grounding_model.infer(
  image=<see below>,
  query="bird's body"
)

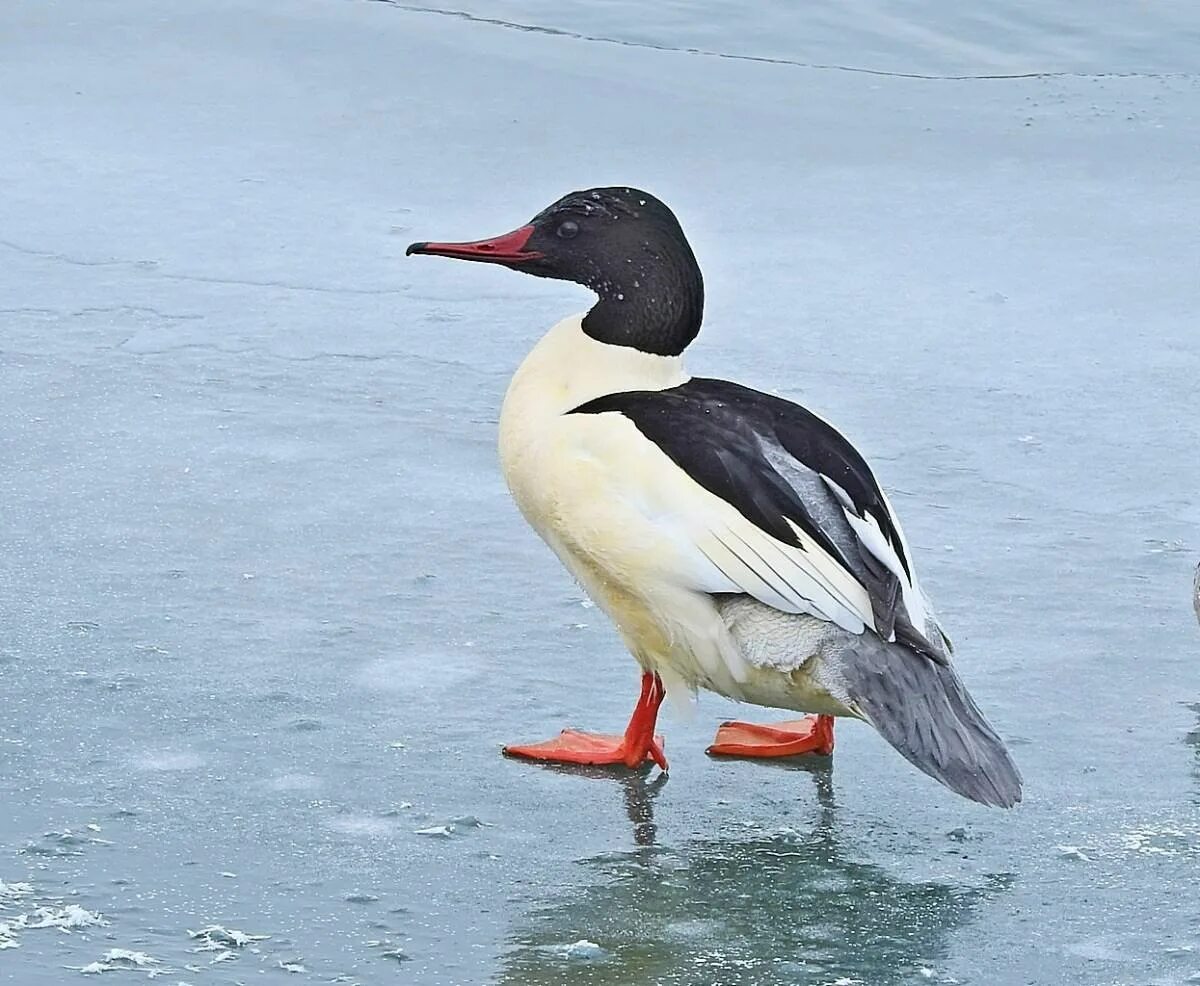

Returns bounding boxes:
[497,312,1017,805]
[409,186,1022,807]
[500,313,850,713]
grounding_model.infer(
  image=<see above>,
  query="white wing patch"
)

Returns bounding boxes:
[561,410,927,661]
[686,513,873,635]
[821,474,930,635]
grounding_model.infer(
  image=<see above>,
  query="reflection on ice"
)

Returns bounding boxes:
[1186,702,1200,804]
[502,772,1007,985]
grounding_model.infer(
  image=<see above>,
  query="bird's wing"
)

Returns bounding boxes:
[571,376,946,661]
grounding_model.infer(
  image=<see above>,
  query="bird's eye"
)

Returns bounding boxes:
[556,220,579,240]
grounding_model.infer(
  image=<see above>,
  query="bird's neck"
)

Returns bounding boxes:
[580,251,704,357]
[504,314,688,421]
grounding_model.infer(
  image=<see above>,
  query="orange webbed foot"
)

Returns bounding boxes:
[706,714,834,758]
[503,729,667,770]
[503,671,669,772]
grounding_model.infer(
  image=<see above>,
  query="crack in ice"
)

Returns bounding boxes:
[0,239,408,296]
[367,1,1197,82]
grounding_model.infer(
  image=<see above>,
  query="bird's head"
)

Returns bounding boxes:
[407,186,704,356]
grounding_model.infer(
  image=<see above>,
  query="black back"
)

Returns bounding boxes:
[572,377,941,660]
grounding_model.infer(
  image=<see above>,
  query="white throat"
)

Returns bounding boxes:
[500,312,689,423]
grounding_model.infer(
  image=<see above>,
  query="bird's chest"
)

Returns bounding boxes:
[499,388,658,583]
[495,317,689,639]
[498,408,696,671]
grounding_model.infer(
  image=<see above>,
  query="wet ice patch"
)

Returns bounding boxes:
[1063,810,1200,862]
[355,652,476,693]
[326,813,397,838]
[663,917,725,943]
[1117,824,1200,858]
[1063,937,1134,963]
[131,750,206,772]
[267,773,323,792]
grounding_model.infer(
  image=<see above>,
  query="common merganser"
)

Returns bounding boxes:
[408,187,1022,808]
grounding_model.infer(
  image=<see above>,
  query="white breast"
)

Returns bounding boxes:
[497,316,727,690]
[499,314,685,437]
[498,313,687,536]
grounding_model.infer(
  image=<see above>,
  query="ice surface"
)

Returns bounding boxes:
[2,0,1200,984]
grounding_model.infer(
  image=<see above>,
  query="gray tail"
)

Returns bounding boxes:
[832,637,1023,808]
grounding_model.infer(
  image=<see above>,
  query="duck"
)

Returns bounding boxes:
[407,186,1022,808]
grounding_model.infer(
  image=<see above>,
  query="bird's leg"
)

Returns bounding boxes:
[503,671,669,771]
[706,714,835,758]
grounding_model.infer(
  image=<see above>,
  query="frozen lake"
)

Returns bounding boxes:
[2,1,1199,983]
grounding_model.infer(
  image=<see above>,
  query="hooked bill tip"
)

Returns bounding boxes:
[405,242,428,257]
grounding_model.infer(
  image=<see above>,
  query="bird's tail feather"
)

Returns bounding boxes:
[828,637,1022,808]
